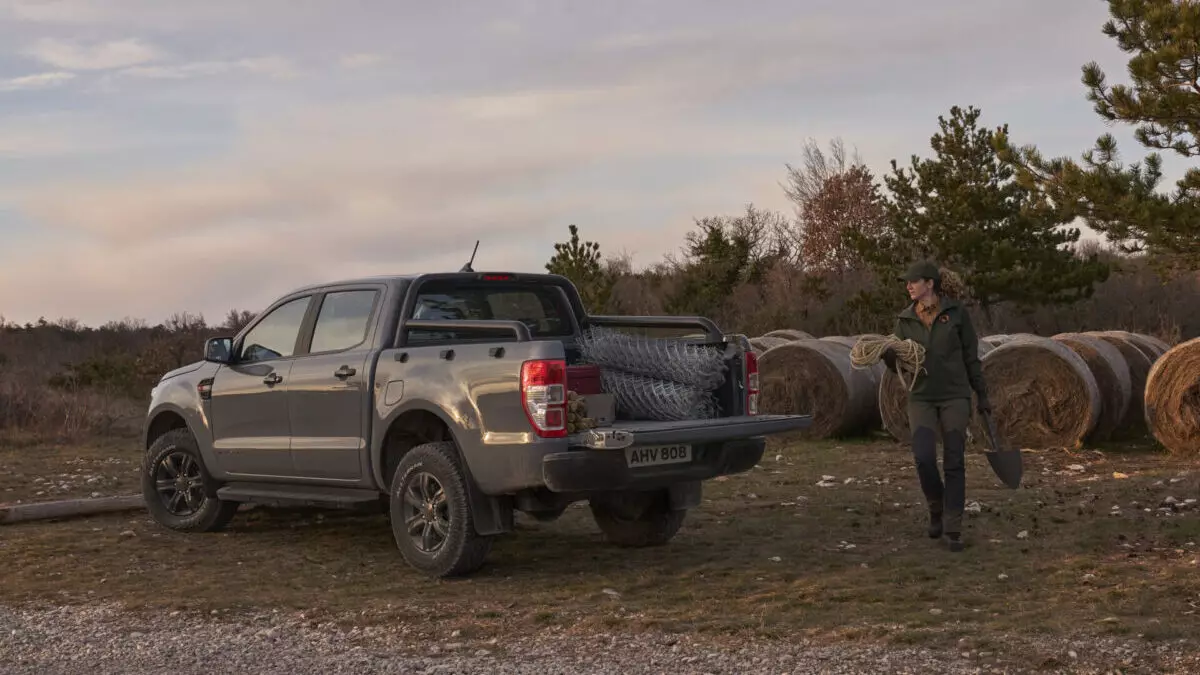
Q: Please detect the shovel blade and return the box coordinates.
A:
[982,411,1023,489]
[986,450,1023,489]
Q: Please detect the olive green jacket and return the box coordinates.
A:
[892,297,988,404]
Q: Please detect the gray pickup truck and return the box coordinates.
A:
[141,271,810,577]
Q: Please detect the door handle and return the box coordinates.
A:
[263,373,283,385]
[334,365,357,379]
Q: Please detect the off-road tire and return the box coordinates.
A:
[589,491,687,547]
[389,441,493,578]
[142,428,238,532]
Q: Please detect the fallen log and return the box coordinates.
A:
[0,494,144,525]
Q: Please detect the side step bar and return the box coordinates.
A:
[216,483,384,510]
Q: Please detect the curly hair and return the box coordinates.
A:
[936,267,968,300]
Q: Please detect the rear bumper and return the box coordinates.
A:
[541,437,766,493]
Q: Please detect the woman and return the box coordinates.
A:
[881,260,990,553]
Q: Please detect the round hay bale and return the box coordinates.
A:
[1085,332,1154,437]
[758,340,877,438]
[821,336,883,430]
[749,336,790,354]
[1144,336,1200,455]
[1094,330,1160,361]
[977,337,1101,450]
[1127,332,1171,359]
[1051,333,1132,442]
[762,329,813,341]
[878,340,992,443]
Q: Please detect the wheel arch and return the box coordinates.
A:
[374,403,512,536]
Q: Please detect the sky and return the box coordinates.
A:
[0,0,1190,326]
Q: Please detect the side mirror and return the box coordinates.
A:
[204,337,234,364]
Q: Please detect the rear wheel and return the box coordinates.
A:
[141,429,238,532]
[589,490,686,547]
[389,441,493,578]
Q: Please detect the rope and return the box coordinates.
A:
[850,334,927,391]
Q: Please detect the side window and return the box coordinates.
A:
[310,290,378,353]
[237,296,311,363]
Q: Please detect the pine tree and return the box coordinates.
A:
[995,0,1200,266]
[545,224,614,313]
[849,105,1111,316]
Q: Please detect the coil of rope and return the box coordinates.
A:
[850,334,927,391]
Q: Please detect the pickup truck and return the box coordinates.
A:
[141,271,811,577]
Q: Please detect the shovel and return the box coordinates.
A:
[981,410,1023,489]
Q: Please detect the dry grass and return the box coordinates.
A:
[3,432,1200,669]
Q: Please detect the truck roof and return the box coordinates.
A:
[285,271,570,295]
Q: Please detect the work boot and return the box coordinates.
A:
[947,533,964,552]
[928,506,944,539]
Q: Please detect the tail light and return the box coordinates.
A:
[521,359,567,437]
[745,350,759,416]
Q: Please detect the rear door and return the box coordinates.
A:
[209,294,313,477]
[287,287,382,481]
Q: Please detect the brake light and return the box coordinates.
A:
[745,351,759,416]
[521,359,567,437]
[483,274,513,281]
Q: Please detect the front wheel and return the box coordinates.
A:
[141,429,238,532]
[389,441,493,578]
[589,490,686,547]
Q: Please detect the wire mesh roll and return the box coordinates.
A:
[600,370,721,421]
[577,327,729,390]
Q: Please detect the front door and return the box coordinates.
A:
[209,294,312,478]
[288,288,380,481]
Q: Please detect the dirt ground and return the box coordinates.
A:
[3,432,1200,671]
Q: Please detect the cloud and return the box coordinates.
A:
[25,37,161,70]
[115,55,296,81]
[0,70,74,91]
[339,53,384,69]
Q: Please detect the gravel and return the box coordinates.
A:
[2,604,1198,674]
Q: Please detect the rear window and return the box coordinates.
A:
[406,281,574,344]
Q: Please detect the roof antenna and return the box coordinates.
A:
[459,240,480,273]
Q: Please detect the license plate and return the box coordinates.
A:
[625,444,692,468]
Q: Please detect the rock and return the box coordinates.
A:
[1068,650,1078,660]
[602,589,621,598]
[450,630,462,638]
[997,573,1009,581]
[119,530,136,538]
[965,501,982,514]
[929,608,943,615]
[475,649,491,657]
[1067,464,1086,472]
[1017,530,1029,540]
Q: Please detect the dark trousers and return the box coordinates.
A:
[907,398,971,534]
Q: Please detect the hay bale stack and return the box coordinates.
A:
[1051,333,1132,442]
[749,336,790,354]
[1086,332,1154,437]
[878,340,993,443]
[762,328,814,341]
[978,337,1101,450]
[1144,336,1200,455]
[758,339,878,438]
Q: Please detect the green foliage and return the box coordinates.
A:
[664,205,790,318]
[848,105,1111,312]
[995,0,1200,265]
[545,224,614,314]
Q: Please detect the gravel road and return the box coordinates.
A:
[2,604,1196,674]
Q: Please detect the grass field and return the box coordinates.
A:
[3,432,1199,670]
